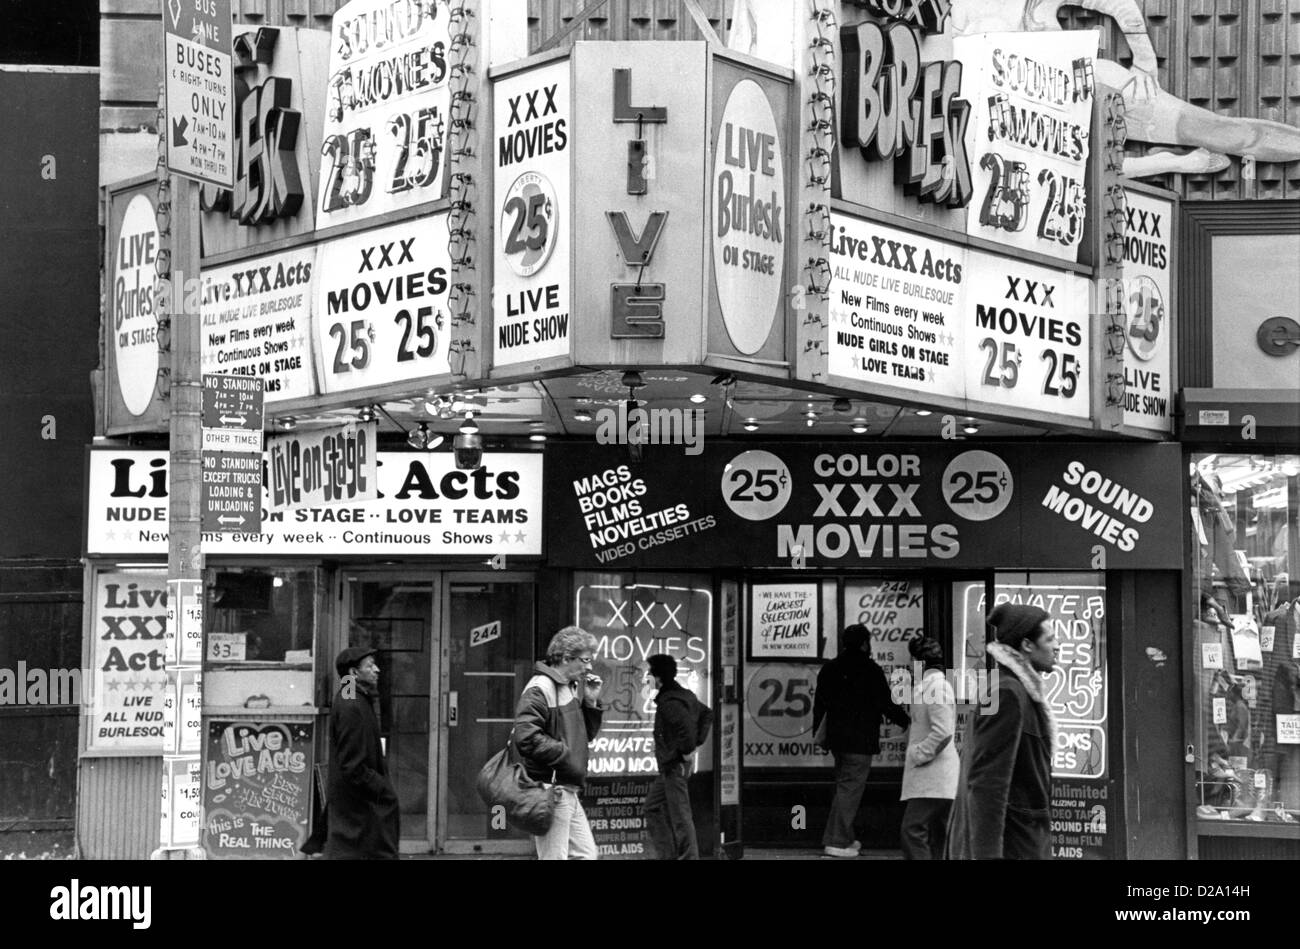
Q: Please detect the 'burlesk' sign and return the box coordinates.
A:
[546,442,1181,570]
[954,31,1098,262]
[87,451,542,556]
[317,0,452,227]
[839,8,972,208]
[829,214,1090,418]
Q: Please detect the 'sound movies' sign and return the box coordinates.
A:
[493,60,571,366]
[318,0,452,226]
[313,217,452,393]
[201,246,315,401]
[955,31,1098,262]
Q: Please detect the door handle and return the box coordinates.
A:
[448,691,458,727]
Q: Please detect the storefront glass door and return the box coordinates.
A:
[345,574,437,849]
[441,575,536,852]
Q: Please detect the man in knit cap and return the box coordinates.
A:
[947,603,1058,859]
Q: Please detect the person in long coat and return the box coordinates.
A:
[900,635,959,859]
[324,646,400,860]
[947,604,1058,860]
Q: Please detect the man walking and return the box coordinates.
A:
[513,626,606,860]
[813,623,910,857]
[644,654,712,860]
[324,646,399,859]
[948,603,1058,860]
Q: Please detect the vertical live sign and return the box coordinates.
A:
[162,0,234,188]
[201,374,264,533]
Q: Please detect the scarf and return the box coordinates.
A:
[986,641,1058,750]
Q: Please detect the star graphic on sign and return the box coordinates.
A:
[928,369,936,383]
[499,531,511,544]
[514,531,526,544]
[125,676,139,692]
[107,679,122,692]
[104,530,117,542]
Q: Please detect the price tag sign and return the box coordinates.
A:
[168,579,204,666]
[160,756,202,849]
[1261,626,1276,652]
[1277,714,1300,745]
[1254,770,1268,789]
[1212,697,1227,725]
[1202,642,1224,670]
[207,632,246,662]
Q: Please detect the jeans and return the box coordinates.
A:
[900,797,952,860]
[644,761,699,860]
[532,787,598,860]
[823,752,872,848]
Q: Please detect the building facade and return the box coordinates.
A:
[82,0,1299,859]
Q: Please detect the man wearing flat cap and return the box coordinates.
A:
[323,646,400,859]
[947,604,1058,860]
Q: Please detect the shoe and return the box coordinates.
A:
[849,839,862,852]
[823,845,859,858]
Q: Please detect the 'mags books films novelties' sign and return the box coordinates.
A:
[546,443,1182,570]
[86,451,542,556]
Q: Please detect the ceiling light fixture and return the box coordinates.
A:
[963,424,980,435]
[743,421,759,432]
[852,423,868,434]
[529,433,547,443]
[278,417,297,430]
[574,410,593,423]
[357,405,377,422]
[622,369,645,390]
[916,409,932,417]
[833,398,852,413]
[459,411,479,436]
[690,393,707,404]
[406,422,444,451]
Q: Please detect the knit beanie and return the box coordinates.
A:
[988,604,1051,650]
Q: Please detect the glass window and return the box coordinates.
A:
[1190,454,1300,824]
[205,568,316,666]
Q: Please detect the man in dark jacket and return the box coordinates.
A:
[513,626,606,859]
[324,646,399,859]
[812,623,909,857]
[644,653,712,860]
[947,603,1058,860]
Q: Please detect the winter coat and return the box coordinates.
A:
[813,649,909,756]
[513,661,604,788]
[653,680,713,770]
[901,667,959,801]
[324,681,399,859]
[947,644,1055,860]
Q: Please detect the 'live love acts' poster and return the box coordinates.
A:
[203,720,314,858]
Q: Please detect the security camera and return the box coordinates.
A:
[453,431,483,470]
